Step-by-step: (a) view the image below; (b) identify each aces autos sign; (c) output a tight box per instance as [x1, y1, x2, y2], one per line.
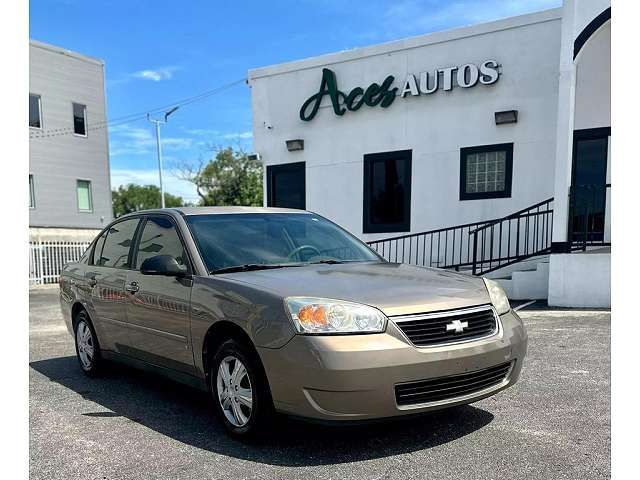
[299, 60, 500, 121]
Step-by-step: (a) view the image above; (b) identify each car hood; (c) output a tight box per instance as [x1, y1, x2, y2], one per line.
[220, 262, 490, 316]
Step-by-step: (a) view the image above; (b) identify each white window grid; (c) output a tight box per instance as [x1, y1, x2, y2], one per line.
[465, 150, 507, 194]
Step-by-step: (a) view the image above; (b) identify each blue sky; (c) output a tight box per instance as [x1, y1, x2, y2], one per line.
[30, 0, 560, 203]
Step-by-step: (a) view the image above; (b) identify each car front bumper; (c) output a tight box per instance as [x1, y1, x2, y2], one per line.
[258, 309, 527, 421]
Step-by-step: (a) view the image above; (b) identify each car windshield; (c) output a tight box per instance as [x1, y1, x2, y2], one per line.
[186, 213, 381, 273]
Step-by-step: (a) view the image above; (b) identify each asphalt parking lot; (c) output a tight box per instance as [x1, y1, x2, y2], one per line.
[29, 288, 610, 480]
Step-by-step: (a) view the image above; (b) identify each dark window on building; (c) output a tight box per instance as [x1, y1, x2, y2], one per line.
[97, 219, 140, 268]
[29, 174, 35, 208]
[134, 217, 189, 272]
[29, 94, 41, 128]
[363, 149, 412, 234]
[460, 143, 513, 200]
[72, 102, 87, 136]
[267, 162, 306, 209]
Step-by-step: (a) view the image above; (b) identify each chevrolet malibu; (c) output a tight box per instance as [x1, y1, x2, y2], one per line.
[60, 207, 527, 437]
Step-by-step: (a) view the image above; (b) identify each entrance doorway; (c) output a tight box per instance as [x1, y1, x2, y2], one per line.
[267, 162, 306, 209]
[569, 127, 610, 245]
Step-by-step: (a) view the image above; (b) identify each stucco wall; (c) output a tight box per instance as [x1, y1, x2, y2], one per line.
[548, 252, 611, 307]
[250, 10, 562, 240]
[574, 21, 610, 130]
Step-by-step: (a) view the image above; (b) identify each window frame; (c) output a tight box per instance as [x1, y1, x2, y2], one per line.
[131, 215, 194, 275]
[29, 93, 43, 129]
[76, 179, 93, 213]
[29, 174, 35, 209]
[459, 142, 513, 201]
[71, 102, 88, 137]
[89, 217, 143, 269]
[362, 149, 412, 234]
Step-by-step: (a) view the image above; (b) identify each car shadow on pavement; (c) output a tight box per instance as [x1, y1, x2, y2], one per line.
[30, 356, 494, 467]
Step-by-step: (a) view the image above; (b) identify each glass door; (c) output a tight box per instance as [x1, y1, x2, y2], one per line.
[569, 128, 610, 245]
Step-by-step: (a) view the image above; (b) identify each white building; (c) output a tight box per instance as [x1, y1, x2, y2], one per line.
[29, 40, 113, 242]
[29, 40, 113, 286]
[248, 0, 610, 307]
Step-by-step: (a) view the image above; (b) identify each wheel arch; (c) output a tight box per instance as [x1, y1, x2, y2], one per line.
[71, 302, 89, 330]
[201, 321, 268, 386]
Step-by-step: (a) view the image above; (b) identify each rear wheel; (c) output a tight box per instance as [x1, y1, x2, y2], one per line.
[210, 339, 272, 438]
[74, 311, 102, 376]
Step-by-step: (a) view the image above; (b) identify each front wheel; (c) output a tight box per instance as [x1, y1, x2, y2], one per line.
[210, 339, 273, 438]
[74, 311, 102, 376]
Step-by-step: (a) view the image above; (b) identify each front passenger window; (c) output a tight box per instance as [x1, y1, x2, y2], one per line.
[99, 219, 140, 268]
[136, 217, 188, 271]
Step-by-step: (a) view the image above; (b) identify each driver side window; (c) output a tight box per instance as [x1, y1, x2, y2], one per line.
[135, 217, 189, 271]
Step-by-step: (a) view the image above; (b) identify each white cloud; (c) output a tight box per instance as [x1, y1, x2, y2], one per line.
[184, 128, 253, 141]
[131, 66, 179, 82]
[109, 125, 194, 157]
[111, 168, 199, 204]
[222, 131, 253, 140]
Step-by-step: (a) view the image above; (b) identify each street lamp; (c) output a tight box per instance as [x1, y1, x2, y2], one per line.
[147, 106, 180, 208]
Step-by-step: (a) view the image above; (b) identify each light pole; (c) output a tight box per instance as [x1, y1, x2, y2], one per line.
[147, 106, 179, 208]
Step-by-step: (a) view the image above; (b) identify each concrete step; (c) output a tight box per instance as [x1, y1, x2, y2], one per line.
[495, 278, 513, 299]
[494, 260, 549, 300]
[484, 254, 550, 279]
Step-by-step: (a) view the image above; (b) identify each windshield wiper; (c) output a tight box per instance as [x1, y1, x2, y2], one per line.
[209, 263, 297, 275]
[307, 259, 346, 265]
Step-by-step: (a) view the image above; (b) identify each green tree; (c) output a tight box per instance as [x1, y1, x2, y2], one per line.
[178, 147, 263, 206]
[112, 184, 186, 218]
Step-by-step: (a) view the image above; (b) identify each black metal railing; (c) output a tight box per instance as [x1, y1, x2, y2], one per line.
[367, 219, 495, 271]
[368, 198, 555, 276]
[469, 198, 554, 275]
[568, 184, 610, 251]
[368, 188, 610, 276]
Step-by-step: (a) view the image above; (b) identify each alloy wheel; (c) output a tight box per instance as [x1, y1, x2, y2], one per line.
[76, 321, 94, 370]
[216, 355, 253, 427]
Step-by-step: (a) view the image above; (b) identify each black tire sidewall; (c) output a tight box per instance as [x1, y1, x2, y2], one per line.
[210, 339, 270, 438]
[74, 311, 102, 376]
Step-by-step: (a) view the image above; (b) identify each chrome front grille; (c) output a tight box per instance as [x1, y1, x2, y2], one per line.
[395, 361, 513, 406]
[392, 305, 499, 347]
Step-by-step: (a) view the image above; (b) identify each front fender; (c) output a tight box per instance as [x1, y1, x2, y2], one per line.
[189, 276, 295, 377]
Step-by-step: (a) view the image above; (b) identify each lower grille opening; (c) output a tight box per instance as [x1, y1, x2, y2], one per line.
[395, 362, 513, 406]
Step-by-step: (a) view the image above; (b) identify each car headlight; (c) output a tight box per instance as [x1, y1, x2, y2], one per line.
[284, 297, 387, 334]
[483, 278, 511, 315]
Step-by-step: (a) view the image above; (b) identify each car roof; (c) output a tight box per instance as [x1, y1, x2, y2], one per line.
[120, 206, 311, 218]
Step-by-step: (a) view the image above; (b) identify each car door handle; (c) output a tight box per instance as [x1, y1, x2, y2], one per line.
[125, 282, 139, 293]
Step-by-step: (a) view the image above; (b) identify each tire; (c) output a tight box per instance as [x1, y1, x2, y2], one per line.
[73, 310, 103, 377]
[210, 339, 273, 438]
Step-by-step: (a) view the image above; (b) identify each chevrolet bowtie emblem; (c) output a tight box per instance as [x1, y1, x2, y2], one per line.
[446, 319, 469, 333]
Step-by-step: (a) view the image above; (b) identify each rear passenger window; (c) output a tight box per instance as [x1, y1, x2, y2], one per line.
[98, 219, 140, 268]
[135, 217, 189, 270]
[91, 231, 108, 266]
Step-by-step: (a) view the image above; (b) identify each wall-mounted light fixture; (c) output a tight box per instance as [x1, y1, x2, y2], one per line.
[247, 153, 261, 162]
[286, 139, 304, 151]
[494, 110, 518, 125]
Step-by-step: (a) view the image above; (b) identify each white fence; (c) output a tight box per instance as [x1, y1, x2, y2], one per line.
[29, 241, 91, 286]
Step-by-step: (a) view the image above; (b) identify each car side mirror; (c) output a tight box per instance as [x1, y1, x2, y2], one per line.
[140, 255, 187, 277]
